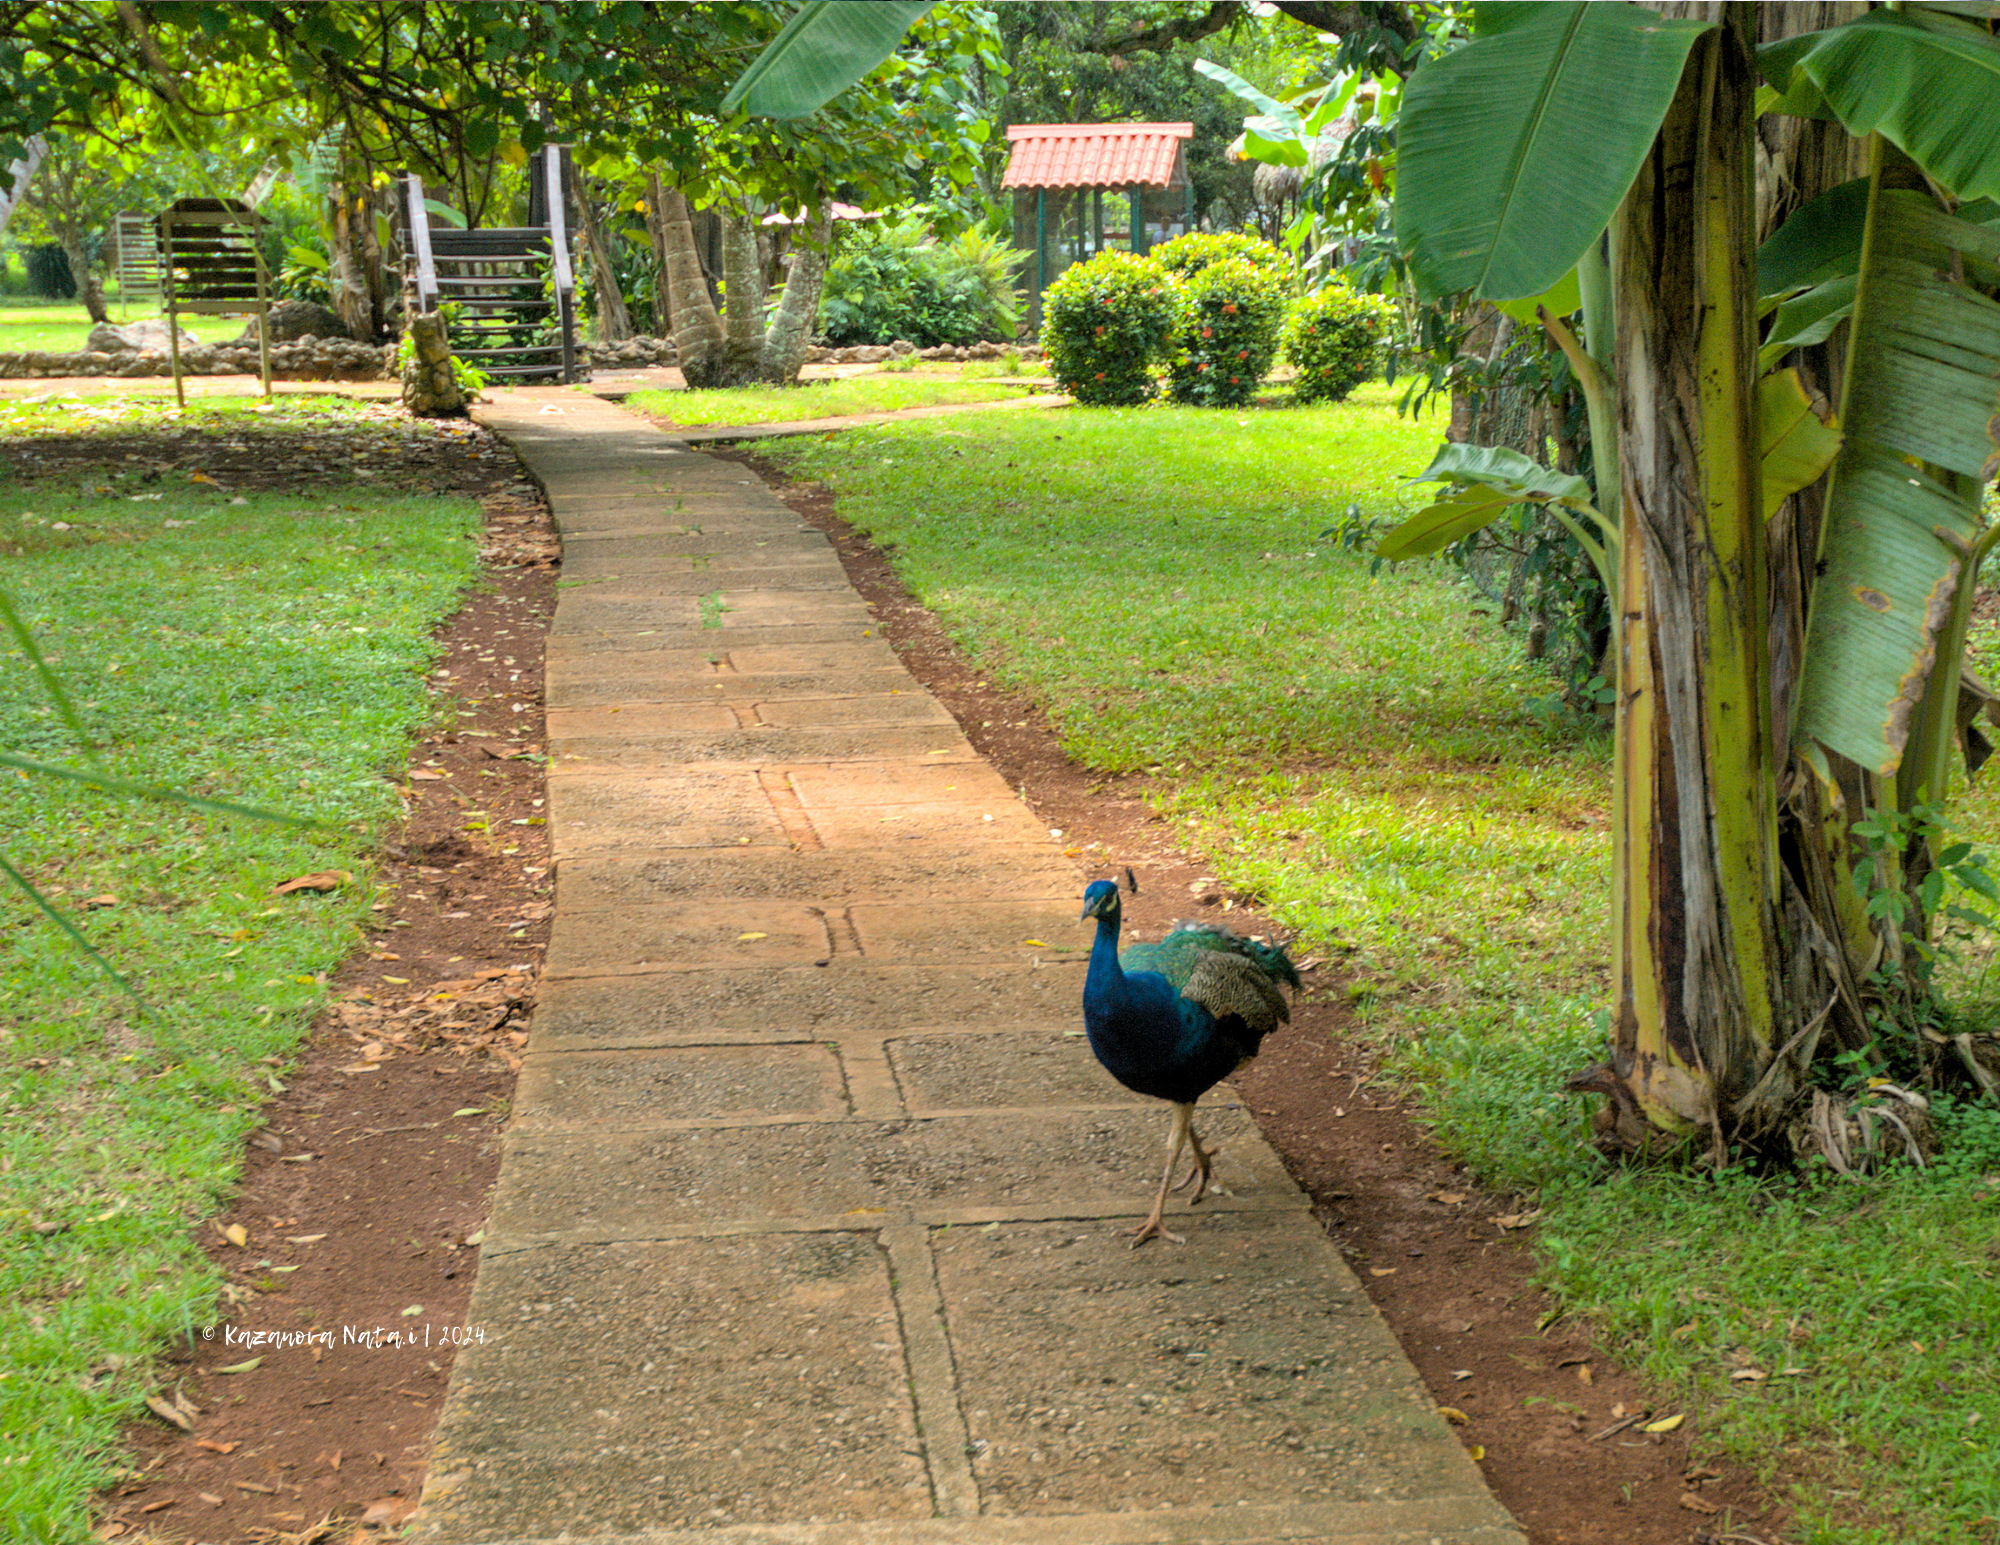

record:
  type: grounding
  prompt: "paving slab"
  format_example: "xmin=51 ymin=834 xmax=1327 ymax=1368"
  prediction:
xmin=482 ymin=1107 xmax=1295 ymax=1242
xmin=531 ymin=962 xmax=1086 ymax=1043
xmin=544 ymin=624 xmax=877 ymax=658
xmin=543 ymin=664 xmax=914 ymax=709
xmin=552 ymin=846 xmax=1077 ymax=910
xmin=414 ymin=386 xmax=1524 ymax=1545
xmin=546 ymin=721 xmax=981 ymax=774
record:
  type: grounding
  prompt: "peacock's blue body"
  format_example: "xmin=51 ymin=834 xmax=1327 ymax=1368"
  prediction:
xmin=1078 ymin=877 xmax=1300 ymax=1244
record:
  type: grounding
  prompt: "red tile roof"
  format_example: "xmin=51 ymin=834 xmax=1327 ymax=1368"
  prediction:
xmin=1001 ymin=123 xmax=1194 ymax=191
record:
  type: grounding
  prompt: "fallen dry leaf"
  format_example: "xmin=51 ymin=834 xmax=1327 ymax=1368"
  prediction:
xmin=194 ymin=1439 xmax=239 ymax=1455
xmin=359 ymin=1496 xmax=417 ymax=1527
xmin=1439 ymin=1406 xmax=1470 ymax=1425
xmin=82 ymin=894 xmax=120 ymax=909
xmin=220 ymin=1223 xmax=249 ymax=1249
xmin=144 ymin=1393 xmax=194 ymax=1432
xmin=1644 ymin=1412 xmax=1686 ymax=1434
xmin=1678 ymin=1491 xmax=1722 ymax=1514
xmin=273 ymin=870 xmax=353 ymax=895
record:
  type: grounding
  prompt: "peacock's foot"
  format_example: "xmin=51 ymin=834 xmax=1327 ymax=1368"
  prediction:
xmin=1126 ymin=1214 xmax=1186 ymax=1248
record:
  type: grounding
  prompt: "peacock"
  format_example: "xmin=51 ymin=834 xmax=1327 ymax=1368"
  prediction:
xmin=1079 ymin=875 xmax=1301 ymax=1246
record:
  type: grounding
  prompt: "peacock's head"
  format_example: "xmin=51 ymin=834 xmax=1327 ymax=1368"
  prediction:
xmin=1080 ymin=879 xmax=1122 ymax=922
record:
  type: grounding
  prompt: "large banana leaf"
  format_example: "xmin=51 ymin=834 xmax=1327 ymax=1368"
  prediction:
xmin=1758 ymin=9 xmax=2000 ymax=205
xmin=718 ymin=1 xmax=934 ymax=119
xmin=1757 ymin=177 xmax=1870 ymax=296
xmin=1394 ymin=2 xmax=1709 ymax=300
xmin=1793 ymin=193 xmax=2000 ymax=779
xmin=1195 ymin=59 xmax=1353 ymax=169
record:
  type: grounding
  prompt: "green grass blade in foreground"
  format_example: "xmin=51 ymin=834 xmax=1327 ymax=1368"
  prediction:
xmin=0 ymin=851 xmax=146 ymax=1007
xmin=0 ymin=586 xmax=93 ymax=747
xmin=0 ymin=750 xmax=323 ymax=826
xmin=0 ymin=396 xmax=481 ymax=1537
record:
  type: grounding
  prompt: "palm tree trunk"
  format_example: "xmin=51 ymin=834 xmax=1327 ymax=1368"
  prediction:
xmin=720 ymin=210 xmax=766 ymax=381
xmin=760 ymin=209 xmax=832 ymax=384
xmin=655 ymin=182 xmax=726 ymax=385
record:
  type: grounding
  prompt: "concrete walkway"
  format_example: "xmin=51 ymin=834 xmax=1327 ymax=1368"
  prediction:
xmin=411 ymin=385 xmax=1525 ymax=1545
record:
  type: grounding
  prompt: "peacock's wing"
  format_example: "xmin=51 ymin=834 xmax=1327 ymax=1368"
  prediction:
xmin=1180 ymin=950 xmax=1290 ymax=1060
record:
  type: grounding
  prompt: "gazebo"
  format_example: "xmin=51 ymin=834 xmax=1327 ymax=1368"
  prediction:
xmin=1002 ymin=122 xmax=1195 ymax=333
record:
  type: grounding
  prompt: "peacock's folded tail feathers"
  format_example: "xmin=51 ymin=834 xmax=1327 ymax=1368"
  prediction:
xmin=1121 ymin=919 xmax=1302 ymax=996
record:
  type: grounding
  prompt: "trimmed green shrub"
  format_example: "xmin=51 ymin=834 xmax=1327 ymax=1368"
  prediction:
xmin=1151 ymin=230 xmax=1288 ymax=277
xmin=1283 ymin=281 xmax=1398 ymax=403
xmin=1163 ymin=256 xmax=1291 ymax=408
xmin=1040 ymin=250 xmax=1179 ymax=406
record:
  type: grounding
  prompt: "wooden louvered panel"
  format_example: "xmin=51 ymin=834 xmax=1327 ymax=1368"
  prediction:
xmin=161 ymin=205 xmax=267 ymax=315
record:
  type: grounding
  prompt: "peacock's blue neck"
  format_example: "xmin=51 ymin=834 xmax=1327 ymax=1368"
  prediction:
xmin=1084 ymin=907 xmax=1128 ymax=1014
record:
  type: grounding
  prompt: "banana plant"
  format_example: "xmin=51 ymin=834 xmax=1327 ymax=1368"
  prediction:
xmin=1393 ymin=0 xmax=2000 ymax=1149
xmin=717 ymin=1 xmax=936 ymax=119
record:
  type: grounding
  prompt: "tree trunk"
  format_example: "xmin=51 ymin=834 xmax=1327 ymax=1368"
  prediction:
xmin=0 ymin=135 xmax=47 ymax=239
xmin=1598 ymin=2 xmax=1783 ymax=1146
xmin=574 ymin=175 xmax=634 ymax=341
xmin=58 ymin=231 xmax=109 ymax=323
xmin=1582 ymin=0 xmax=1935 ymax=1156
xmin=644 ymin=172 xmax=673 ymax=336
xmin=329 ymin=185 xmax=375 ymax=341
xmin=720 ymin=210 xmax=766 ymax=381
xmin=656 ymin=182 xmax=727 ymax=385
xmin=760 ymin=209 xmax=833 ymax=384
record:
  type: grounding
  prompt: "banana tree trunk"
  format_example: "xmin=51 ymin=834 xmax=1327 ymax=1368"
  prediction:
xmin=1599 ymin=3 xmax=1789 ymax=1142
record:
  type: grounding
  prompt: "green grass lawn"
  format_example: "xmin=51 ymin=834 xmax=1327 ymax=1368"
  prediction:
xmin=752 ymin=381 xmax=2000 ymax=1544
xmin=0 ymin=296 xmax=171 ymax=354
xmin=0 ymin=395 xmax=481 ymax=1537
xmin=625 ymin=368 xmax=1050 ymax=428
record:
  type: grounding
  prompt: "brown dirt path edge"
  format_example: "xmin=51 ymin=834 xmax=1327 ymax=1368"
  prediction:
xmin=699 ymin=441 xmax=1797 ymax=1545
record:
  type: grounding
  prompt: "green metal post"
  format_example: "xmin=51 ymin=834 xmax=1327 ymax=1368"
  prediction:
xmin=1035 ymin=188 xmax=1046 ymax=332
xmin=1131 ymin=185 xmax=1148 ymax=256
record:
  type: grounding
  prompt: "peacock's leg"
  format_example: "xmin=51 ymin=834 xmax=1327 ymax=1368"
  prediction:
xmin=1171 ymin=1117 xmax=1225 ymax=1203
xmin=1129 ymin=1102 xmax=1194 ymax=1247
